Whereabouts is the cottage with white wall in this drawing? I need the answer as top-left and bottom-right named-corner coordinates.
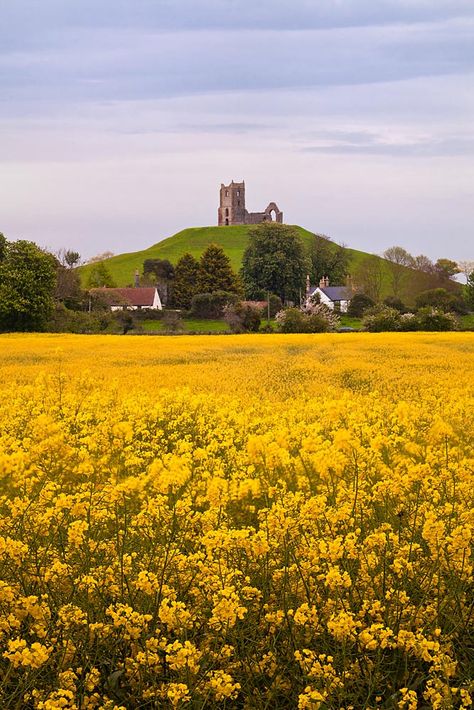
top-left (305, 277), bottom-right (352, 313)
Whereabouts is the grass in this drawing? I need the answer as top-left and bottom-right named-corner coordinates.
top-left (339, 315), bottom-right (362, 329)
top-left (460, 313), bottom-right (474, 329)
top-left (140, 318), bottom-right (231, 334)
top-left (78, 224), bottom-right (386, 290)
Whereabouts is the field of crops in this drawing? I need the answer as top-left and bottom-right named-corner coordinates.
top-left (0, 333), bottom-right (473, 709)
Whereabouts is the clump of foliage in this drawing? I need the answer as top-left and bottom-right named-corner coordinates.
top-left (241, 223), bottom-right (308, 303)
top-left (362, 305), bottom-right (402, 332)
top-left (198, 244), bottom-right (241, 295)
top-left (223, 303), bottom-right (261, 333)
top-left (348, 293), bottom-right (375, 318)
top-left (172, 253), bottom-right (201, 309)
top-left (416, 307), bottom-right (458, 331)
top-left (189, 291), bottom-right (238, 319)
top-left (0, 235), bottom-right (58, 332)
top-left (276, 303), bottom-right (338, 333)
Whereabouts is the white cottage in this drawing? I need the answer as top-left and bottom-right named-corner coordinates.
top-left (90, 287), bottom-right (162, 311)
top-left (306, 277), bottom-right (351, 313)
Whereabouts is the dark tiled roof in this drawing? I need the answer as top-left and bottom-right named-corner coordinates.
top-left (91, 287), bottom-right (157, 306)
top-left (320, 286), bottom-right (351, 301)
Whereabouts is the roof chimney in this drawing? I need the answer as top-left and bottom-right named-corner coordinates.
top-left (319, 277), bottom-right (325, 288)
top-left (134, 270), bottom-right (140, 288)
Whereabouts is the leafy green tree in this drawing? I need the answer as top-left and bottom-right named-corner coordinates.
top-left (0, 238), bottom-right (57, 332)
top-left (87, 262), bottom-right (116, 288)
top-left (353, 255), bottom-right (384, 302)
top-left (309, 234), bottom-right (349, 285)
top-left (172, 253), bottom-right (200, 309)
top-left (435, 258), bottom-right (460, 280)
top-left (241, 223), bottom-right (308, 303)
top-left (383, 246), bottom-right (415, 298)
top-left (198, 244), bottom-right (240, 295)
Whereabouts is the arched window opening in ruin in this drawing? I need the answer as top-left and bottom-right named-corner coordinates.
top-left (225, 208), bottom-right (229, 217)
top-left (225, 218), bottom-right (229, 225)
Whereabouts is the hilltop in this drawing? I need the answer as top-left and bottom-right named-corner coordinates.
top-left (79, 224), bottom-right (392, 289)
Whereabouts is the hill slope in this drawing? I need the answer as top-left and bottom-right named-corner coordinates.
top-left (79, 225), bottom-right (379, 288)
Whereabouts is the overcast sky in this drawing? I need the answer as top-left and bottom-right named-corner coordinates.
top-left (1, 0), bottom-right (473, 261)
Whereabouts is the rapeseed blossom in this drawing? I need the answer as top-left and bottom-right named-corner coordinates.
top-left (0, 332), bottom-right (472, 708)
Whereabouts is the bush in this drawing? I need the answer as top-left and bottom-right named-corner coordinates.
top-left (383, 296), bottom-right (406, 313)
top-left (276, 307), bottom-right (333, 333)
top-left (348, 293), bottom-right (375, 318)
top-left (416, 307), bottom-right (458, 331)
top-left (46, 305), bottom-right (114, 334)
top-left (190, 291), bottom-right (239, 319)
top-left (362, 306), bottom-right (401, 332)
top-left (302, 299), bottom-right (340, 331)
top-left (415, 288), bottom-right (465, 313)
top-left (223, 303), bottom-right (261, 333)
top-left (398, 313), bottom-right (421, 331)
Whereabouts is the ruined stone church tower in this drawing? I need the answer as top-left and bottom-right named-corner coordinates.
top-left (218, 181), bottom-right (283, 226)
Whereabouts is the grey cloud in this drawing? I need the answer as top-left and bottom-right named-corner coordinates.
top-left (1, 20), bottom-right (473, 110)
top-left (302, 132), bottom-right (474, 157)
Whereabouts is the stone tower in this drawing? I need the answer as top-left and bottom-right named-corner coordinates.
top-left (218, 180), bottom-right (283, 226)
top-left (218, 181), bottom-right (246, 226)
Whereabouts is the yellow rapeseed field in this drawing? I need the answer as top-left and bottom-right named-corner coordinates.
top-left (0, 333), bottom-right (473, 709)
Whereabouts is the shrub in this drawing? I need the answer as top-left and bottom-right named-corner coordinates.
top-left (302, 299), bottom-right (340, 331)
top-left (362, 306), bottom-right (401, 332)
top-left (190, 291), bottom-right (238, 319)
top-left (46, 305), bottom-right (114, 334)
top-left (398, 313), bottom-right (421, 331)
top-left (223, 303), bottom-right (261, 333)
top-left (415, 288), bottom-right (466, 313)
top-left (416, 307), bottom-right (458, 331)
top-left (348, 293), bottom-right (375, 318)
top-left (383, 296), bottom-right (406, 313)
top-left (276, 307), bottom-right (335, 333)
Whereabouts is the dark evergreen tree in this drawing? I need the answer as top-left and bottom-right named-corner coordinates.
top-left (241, 223), bottom-right (308, 303)
top-left (198, 244), bottom-right (240, 295)
top-left (0, 238), bottom-right (57, 332)
top-left (172, 253), bottom-right (201, 309)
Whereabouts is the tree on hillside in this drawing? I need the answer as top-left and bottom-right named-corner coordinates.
top-left (383, 246), bottom-right (415, 297)
top-left (88, 251), bottom-right (114, 263)
top-left (241, 223), bottom-right (308, 303)
top-left (198, 244), bottom-right (240, 295)
top-left (0, 238), bottom-right (57, 332)
top-left (143, 258), bottom-right (175, 305)
top-left (434, 258), bottom-right (460, 282)
top-left (353, 255), bottom-right (384, 302)
top-left (309, 234), bottom-right (350, 285)
top-left (172, 253), bottom-right (201, 309)
top-left (465, 271), bottom-right (474, 310)
top-left (87, 262), bottom-right (116, 288)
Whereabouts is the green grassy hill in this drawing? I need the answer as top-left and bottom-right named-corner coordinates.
top-left (80, 225), bottom-right (378, 286)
